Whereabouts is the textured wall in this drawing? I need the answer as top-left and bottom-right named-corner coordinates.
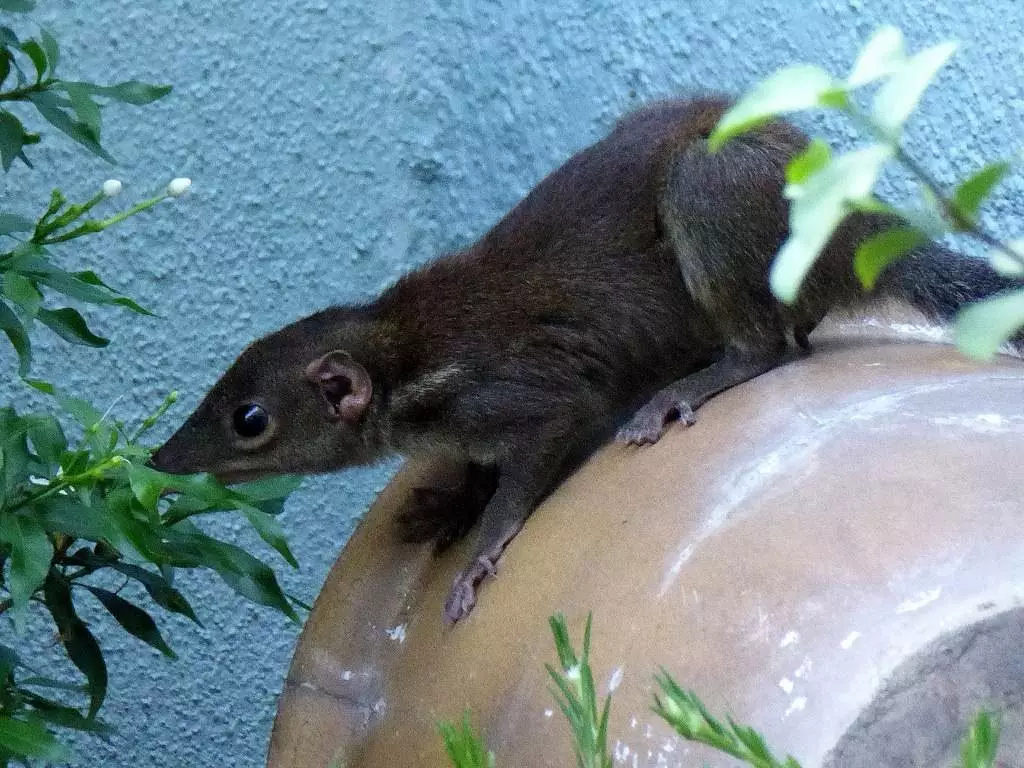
top-left (1, 0), bottom-right (1021, 765)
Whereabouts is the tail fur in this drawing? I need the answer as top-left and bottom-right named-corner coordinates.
top-left (874, 243), bottom-right (1024, 350)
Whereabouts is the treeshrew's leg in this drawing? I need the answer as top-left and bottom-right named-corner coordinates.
top-left (616, 346), bottom-right (806, 446)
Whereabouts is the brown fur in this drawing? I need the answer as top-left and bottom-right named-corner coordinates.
top-left (151, 96), bottom-right (1019, 623)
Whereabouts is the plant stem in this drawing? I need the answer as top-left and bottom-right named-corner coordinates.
top-left (41, 194), bottom-right (169, 245)
top-left (0, 79), bottom-right (54, 102)
top-left (846, 105), bottom-right (1024, 269)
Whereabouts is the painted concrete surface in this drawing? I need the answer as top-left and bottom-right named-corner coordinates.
top-left (1, 0), bottom-right (1021, 765)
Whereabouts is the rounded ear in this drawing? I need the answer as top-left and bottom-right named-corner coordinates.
top-left (304, 350), bottom-right (372, 423)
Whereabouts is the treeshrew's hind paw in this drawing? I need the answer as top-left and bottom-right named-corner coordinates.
top-left (616, 395), bottom-right (696, 446)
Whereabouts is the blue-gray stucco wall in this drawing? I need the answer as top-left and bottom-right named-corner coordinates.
top-left (2, 0), bottom-right (1021, 765)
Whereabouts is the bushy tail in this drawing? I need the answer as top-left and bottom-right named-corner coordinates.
top-left (873, 243), bottom-right (1024, 348)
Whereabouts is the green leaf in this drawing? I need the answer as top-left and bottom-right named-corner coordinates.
top-left (18, 39), bottom-right (46, 81)
top-left (952, 161), bottom-right (1011, 225)
top-left (954, 288), bottom-right (1024, 360)
top-left (0, 716), bottom-right (71, 762)
top-left (853, 226), bottom-right (927, 289)
top-left (772, 143), bottom-right (894, 303)
top-left (0, 49), bottom-right (10, 87)
top-left (36, 307), bottom-right (109, 347)
top-left (38, 28), bottom-right (58, 74)
top-left (26, 379), bottom-right (104, 429)
top-left (26, 91), bottom-right (115, 163)
top-left (62, 80), bottom-right (172, 106)
top-left (82, 585), bottom-right (176, 658)
top-left (241, 507), bottom-right (298, 568)
top-left (35, 496), bottom-right (118, 544)
top-left (0, 406), bottom-right (30, 495)
top-left (0, 110), bottom-right (28, 171)
top-left (989, 241), bottom-right (1024, 278)
top-left (19, 693), bottom-right (110, 733)
top-left (71, 270), bottom-right (155, 315)
top-left (2, 272), bottom-right (41, 316)
top-left (709, 65), bottom-right (838, 151)
top-left (0, 643), bottom-right (17, 680)
top-left (0, 212), bottom-right (33, 235)
top-left (26, 265), bottom-right (153, 315)
top-left (23, 413), bottom-right (66, 465)
top-left (960, 710), bottom-right (1000, 768)
top-left (0, 0), bottom-right (36, 12)
top-left (127, 463), bottom-right (171, 510)
top-left (42, 574), bottom-right (108, 718)
top-left (62, 81), bottom-right (102, 139)
top-left (785, 139), bottom-right (832, 185)
top-left (229, 474), bottom-right (303, 502)
top-left (0, 513), bottom-right (53, 614)
top-left (0, 299), bottom-right (31, 375)
top-left (438, 712), bottom-right (495, 768)
top-left (847, 26), bottom-right (906, 87)
top-left (105, 560), bottom-right (200, 624)
top-left (872, 41), bottom-right (958, 136)
top-left (185, 531), bottom-right (297, 621)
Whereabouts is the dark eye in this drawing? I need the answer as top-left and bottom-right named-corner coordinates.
top-left (232, 403), bottom-right (269, 438)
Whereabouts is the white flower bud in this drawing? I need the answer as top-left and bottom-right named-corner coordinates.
top-left (102, 179), bottom-right (123, 197)
top-left (166, 177), bottom-right (192, 197)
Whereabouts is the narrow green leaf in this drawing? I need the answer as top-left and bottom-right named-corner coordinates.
top-left (0, 716), bottom-right (71, 762)
top-left (952, 161), bottom-right (1011, 225)
top-left (187, 532), bottom-right (297, 620)
top-left (785, 139), bottom-right (832, 185)
top-left (0, 212), bottom-right (33, 235)
top-left (989, 240), bottom-right (1024, 278)
top-left (847, 26), bottom-right (906, 87)
top-left (0, 513), bottom-right (53, 614)
top-left (105, 560), bottom-right (200, 624)
top-left (18, 39), bottom-right (46, 81)
top-left (0, 48), bottom-right (10, 87)
top-left (853, 226), bottom-right (926, 289)
top-left (709, 65), bottom-right (837, 151)
top-left (19, 693), bottom-right (110, 733)
top-left (35, 496), bottom-right (118, 544)
top-left (36, 307), bottom-right (109, 347)
top-left (0, 300), bottom-right (30, 374)
top-left (26, 91), bottom-right (115, 163)
top-left (71, 270), bottom-right (155, 315)
top-left (241, 507), bottom-right (298, 568)
top-left (0, 406), bottom-right (30, 494)
top-left (62, 81), bottom-right (102, 139)
top-left (0, 644), bottom-right (17, 680)
top-left (26, 379), bottom-right (105, 429)
top-left (960, 710), bottom-right (1000, 768)
top-left (0, 110), bottom-right (27, 171)
top-left (229, 474), bottom-right (303, 502)
top-left (38, 28), bottom-right (58, 74)
top-left (772, 143), bottom-right (894, 303)
top-left (872, 41), bottom-right (958, 136)
top-left (954, 288), bottom-right (1024, 360)
top-left (2, 272), bottom-right (41, 316)
top-left (62, 80), bottom-right (172, 106)
top-left (23, 413), bottom-right (66, 465)
top-left (42, 574), bottom-right (108, 718)
top-left (0, 0), bottom-right (37, 12)
top-left (82, 585), bottom-right (176, 658)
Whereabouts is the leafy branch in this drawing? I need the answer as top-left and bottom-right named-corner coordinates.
top-left (1, 1), bottom-right (169, 169)
top-left (709, 25), bottom-right (1023, 360)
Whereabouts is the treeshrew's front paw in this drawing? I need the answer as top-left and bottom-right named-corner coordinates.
top-left (443, 556), bottom-right (498, 624)
top-left (616, 393), bottom-right (696, 446)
